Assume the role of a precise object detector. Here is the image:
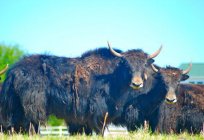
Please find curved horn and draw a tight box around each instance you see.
[151,64,158,73]
[0,64,9,75]
[107,41,123,57]
[182,63,192,74]
[148,45,163,59]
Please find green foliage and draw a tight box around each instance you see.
[47,115,65,126]
[0,43,24,82]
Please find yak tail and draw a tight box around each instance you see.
[0,73,24,129]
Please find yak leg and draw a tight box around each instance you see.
[68,123,92,135]
[20,119,39,134]
[84,125,92,135]
[68,123,84,135]
[19,89,47,134]
[88,117,103,135]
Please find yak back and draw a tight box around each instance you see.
[177,84,204,111]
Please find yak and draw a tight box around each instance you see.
[0,56,80,133]
[0,43,162,134]
[67,44,162,135]
[150,83,204,134]
[120,64,191,131]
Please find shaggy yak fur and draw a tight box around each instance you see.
[120,66,190,131]
[150,84,204,134]
[0,47,158,134]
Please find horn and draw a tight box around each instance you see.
[182,63,192,74]
[0,64,9,75]
[144,73,147,80]
[151,64,158,73]
[107,41,123,57]
[148,45,163,59]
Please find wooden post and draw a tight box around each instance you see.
[102,112,108,137]
[0,125,2,133]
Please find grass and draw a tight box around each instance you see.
[0,129,203,140]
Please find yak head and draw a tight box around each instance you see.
[151,63,192,104]
[108,42,162,92]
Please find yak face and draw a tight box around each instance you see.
[108,42,162,91]
[160,68,186,104]
[122,50,154,90]
[151,64,191,104]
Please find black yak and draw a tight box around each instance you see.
[150,83,204,134]
[0,43,162,134]
[120,64,191,131]
[0,56,80,133]
[68,44,162,135]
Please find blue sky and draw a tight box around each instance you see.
[0,0,203,67]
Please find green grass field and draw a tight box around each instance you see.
[0,129,203,140]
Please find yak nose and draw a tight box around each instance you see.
[165,98,177,104]
[130,82,143,90]
[132,82,143,87]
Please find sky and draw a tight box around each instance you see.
[0,0,203,67]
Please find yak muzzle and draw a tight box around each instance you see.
[165,88,177,104]
[130,76,144,90]
[130,82,143,90]
[165,98,177,104]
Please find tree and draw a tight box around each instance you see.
[0,44,24,82]
[47,115,65,126]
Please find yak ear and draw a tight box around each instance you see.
[181,74,189,81]
[147,59,154,65]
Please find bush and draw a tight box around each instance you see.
[47,115,65,126]
[0,43,24,82]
